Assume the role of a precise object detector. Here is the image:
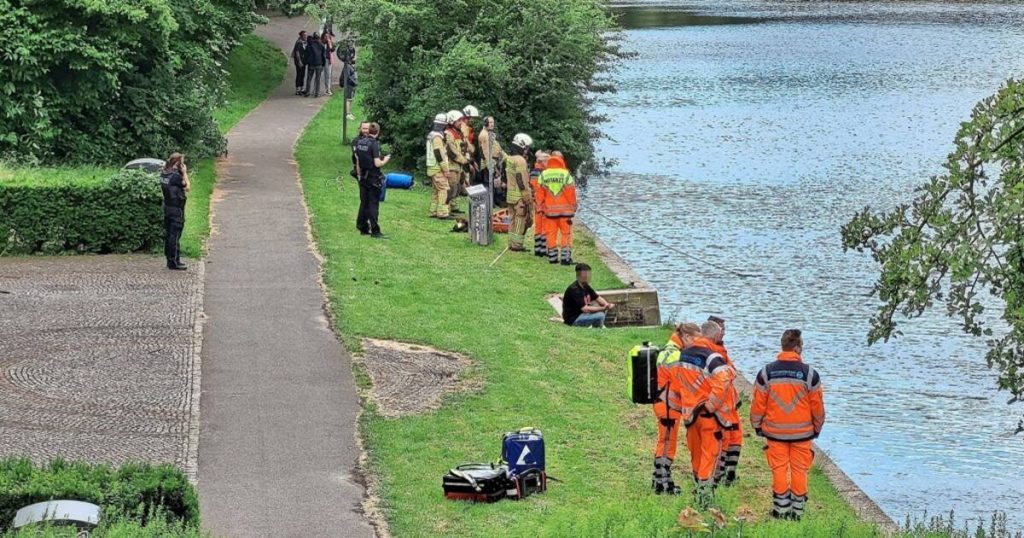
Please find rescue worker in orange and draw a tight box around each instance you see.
[530,150,550,257]
[651,322,698,495]
[750,329,826,521]
[536,153,576,265]
[655,322,735,507]
[704,316,743,486]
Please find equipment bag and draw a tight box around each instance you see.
[442,463,512,503]
[501,428,545,478]
[628,342,660,404]
[506,468,548,500]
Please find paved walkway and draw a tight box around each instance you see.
[0,256,203,475]
[197,17,374,538]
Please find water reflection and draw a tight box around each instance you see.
[588,0,1024,527]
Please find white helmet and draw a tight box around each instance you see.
[512,133,533,149]
[462,105,480,118]
[446,109,464,124]
[433,112,448,123]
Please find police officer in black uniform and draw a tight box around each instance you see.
[160,153,190,270]
[352,122,390,237]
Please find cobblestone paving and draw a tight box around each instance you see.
[0,255,203,476]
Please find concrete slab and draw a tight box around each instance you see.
[196,16,374,538]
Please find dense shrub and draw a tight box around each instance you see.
[308,0,620,172]
[0,459,199,532]
[0,0,260,165]
[0,169,164,255]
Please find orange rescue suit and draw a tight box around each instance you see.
[660,337,734,483]
[750,350,825,517]
[530,162,547,256]
[707,340,742,484]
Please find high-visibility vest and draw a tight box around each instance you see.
[537,167,576,217]
[660,342,734,427]
[425,132,447,175]
[750,351,825,442]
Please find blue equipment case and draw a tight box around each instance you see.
[501,427,545,477]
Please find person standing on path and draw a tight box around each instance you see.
[160,153,190,270]
[303,32,326,97]
[291,31,307,95]
[353,122,390,237]
[750,329,826,521]
[322,32,335,96]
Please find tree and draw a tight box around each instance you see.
[841,78,1024,431]
[301,0,621,172]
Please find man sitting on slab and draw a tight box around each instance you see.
[562,263,615,328]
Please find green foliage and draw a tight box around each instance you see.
[3,517,206,538]
[0,168,164,255]
[0,458,199,532]
[308,0,620,171]
[0,0,261,165]
[842,79,1024,428]
[296,94,881,537]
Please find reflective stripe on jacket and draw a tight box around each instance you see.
[750,351,825,442]
[706,339,741,426]
[658,338,734,428]
[445,128,468,165]
[537,156,576,217]
[426,132,448,175]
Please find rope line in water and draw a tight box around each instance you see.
[581,205,763,279]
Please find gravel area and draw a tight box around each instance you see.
[0,255,203,476]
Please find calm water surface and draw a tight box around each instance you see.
[586,0,1024,526]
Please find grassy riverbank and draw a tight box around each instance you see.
[295,94,881,536]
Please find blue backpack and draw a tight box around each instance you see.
[501,428,545,477]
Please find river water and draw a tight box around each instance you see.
[585,0,1024,527]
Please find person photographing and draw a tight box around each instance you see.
[562,263,615,327]
[160,153,190,270]
[352,122,390,238]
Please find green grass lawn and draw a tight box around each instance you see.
[295,94,885,537]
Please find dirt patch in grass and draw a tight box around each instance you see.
[356,339,475,418]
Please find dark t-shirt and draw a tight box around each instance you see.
[562,281,600,326]
[353,136,383,187]
[160,170,186,209]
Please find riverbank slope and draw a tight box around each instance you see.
[295,94,883,536]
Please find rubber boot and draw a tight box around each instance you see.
[652,458,681,495]
[771,490,793,520]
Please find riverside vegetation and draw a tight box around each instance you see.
[0,33,284,257]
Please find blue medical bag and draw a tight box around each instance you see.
[501,427,545,477]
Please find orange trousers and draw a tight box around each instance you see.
[654,417,680,460]
[686,415,723,481]
[544,217,572,250]
[765,440,813,496]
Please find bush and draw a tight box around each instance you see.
[0,168,164,255]
[0,459,199,532]
[0,0,260,165]
[312,0,620,172]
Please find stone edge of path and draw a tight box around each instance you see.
[185,260,206,483]
[586,224,898,534]
[292,126,389,538]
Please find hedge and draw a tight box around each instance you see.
[0,169,163,255]
[0,459,199,532]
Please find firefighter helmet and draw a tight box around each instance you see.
[446,109,464,124]
[512,133,533,149]
[433,112,448,123]
[462,105,480,118]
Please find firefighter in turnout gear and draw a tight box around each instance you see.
[657,322,735,508]
[750,329,826,521]
[530,151,550,257]
[536,153,577,265]
[444,110,470,214]
[505,134,533,251]
[652,322,701,495]
[427,112,451,219]
[460,105,479,185]
[704,316,743,486]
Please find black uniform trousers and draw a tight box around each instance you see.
[164,204,185,263]
[356,182,381,235]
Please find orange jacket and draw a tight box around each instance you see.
[659,337,734,427]
[530,162,546,211]
[706,340,741,426]
[536,156,576,218]
[750,351,825,442]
